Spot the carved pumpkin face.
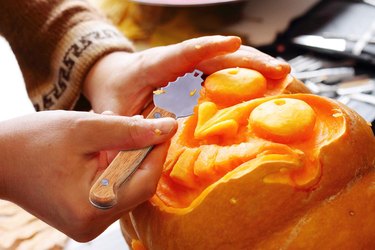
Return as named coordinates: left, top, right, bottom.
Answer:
left=121, top=68, right=375, bottom=250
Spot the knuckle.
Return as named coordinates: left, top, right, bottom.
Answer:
left=69, top=231, right=98, bottom=243
left=63, top=206, right=101, bottom=242
left=126, top=117, right=148, bottom=147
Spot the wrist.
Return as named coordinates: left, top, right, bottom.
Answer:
left=0, top=116, right=29, bottom=201
left=82, top=51, right=125, bottom=102
left=0, top=120, right=13, bottom=200
left=82, top=51, right=137, bottom=114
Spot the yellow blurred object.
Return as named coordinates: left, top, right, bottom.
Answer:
left=90, top=0, right=163, bottom=41
left=89, top=0, right=247, bottom=49
left=149, top=12, right=208, bottom=47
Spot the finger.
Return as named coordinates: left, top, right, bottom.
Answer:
left=99, top=111, right=132, bottom=163
left=139, top=35, right=242, bottom=87
left=114, top=142, right=170, bottom=212
left=76, top=113, right=177, bottom=152
left=197, top=45, right=291, bottom=79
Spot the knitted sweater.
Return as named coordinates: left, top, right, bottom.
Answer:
left=0, top=0, right=134, bottom=111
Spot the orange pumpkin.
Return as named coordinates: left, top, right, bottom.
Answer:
left=120, top=68, right=375, bottom=249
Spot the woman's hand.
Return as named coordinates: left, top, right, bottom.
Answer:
left=0, top=110, right=177, bottom=242
left=83, top=35, right=290, bottom=116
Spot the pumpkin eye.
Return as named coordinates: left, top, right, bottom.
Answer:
left=249, top=98, right=316, bottom=143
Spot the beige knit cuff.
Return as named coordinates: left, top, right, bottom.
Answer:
left=32, top=21, right=134, bottom=111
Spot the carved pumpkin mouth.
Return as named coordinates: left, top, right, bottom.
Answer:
left=153, top=68, right=346, bottom=209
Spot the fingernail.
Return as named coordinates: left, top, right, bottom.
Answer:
left=150, top=118, right=177, bottom=135
left=267, top=58, right=289, bottom=72
left=267, top=58, right=282, bottom=66
left=101, top=110, right=115, bottom=115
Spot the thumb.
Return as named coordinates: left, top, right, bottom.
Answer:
left=78, top=113, right=177, bottom=152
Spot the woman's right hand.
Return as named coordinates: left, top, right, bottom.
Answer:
left=0, top=110, right=177, bottom=242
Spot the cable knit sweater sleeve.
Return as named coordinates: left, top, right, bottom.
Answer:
left=0, top=0, right=134, bottom=110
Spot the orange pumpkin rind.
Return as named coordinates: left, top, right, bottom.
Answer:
left=121, top=68, right=375, bottom=250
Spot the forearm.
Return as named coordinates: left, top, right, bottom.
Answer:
left=0, top=0, right=134, bottom=111
left=0, top=140, right=7, bottom=199
left=0, top=119, right=18, bottom=201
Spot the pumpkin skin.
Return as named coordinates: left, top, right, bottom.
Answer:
left=120, top=68, right=375, bottom=250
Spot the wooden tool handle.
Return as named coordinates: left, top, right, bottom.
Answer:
left=89, top=106, right=175, bottom=209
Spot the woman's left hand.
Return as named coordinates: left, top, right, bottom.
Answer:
left=83, top=35, right=290, bottom=116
